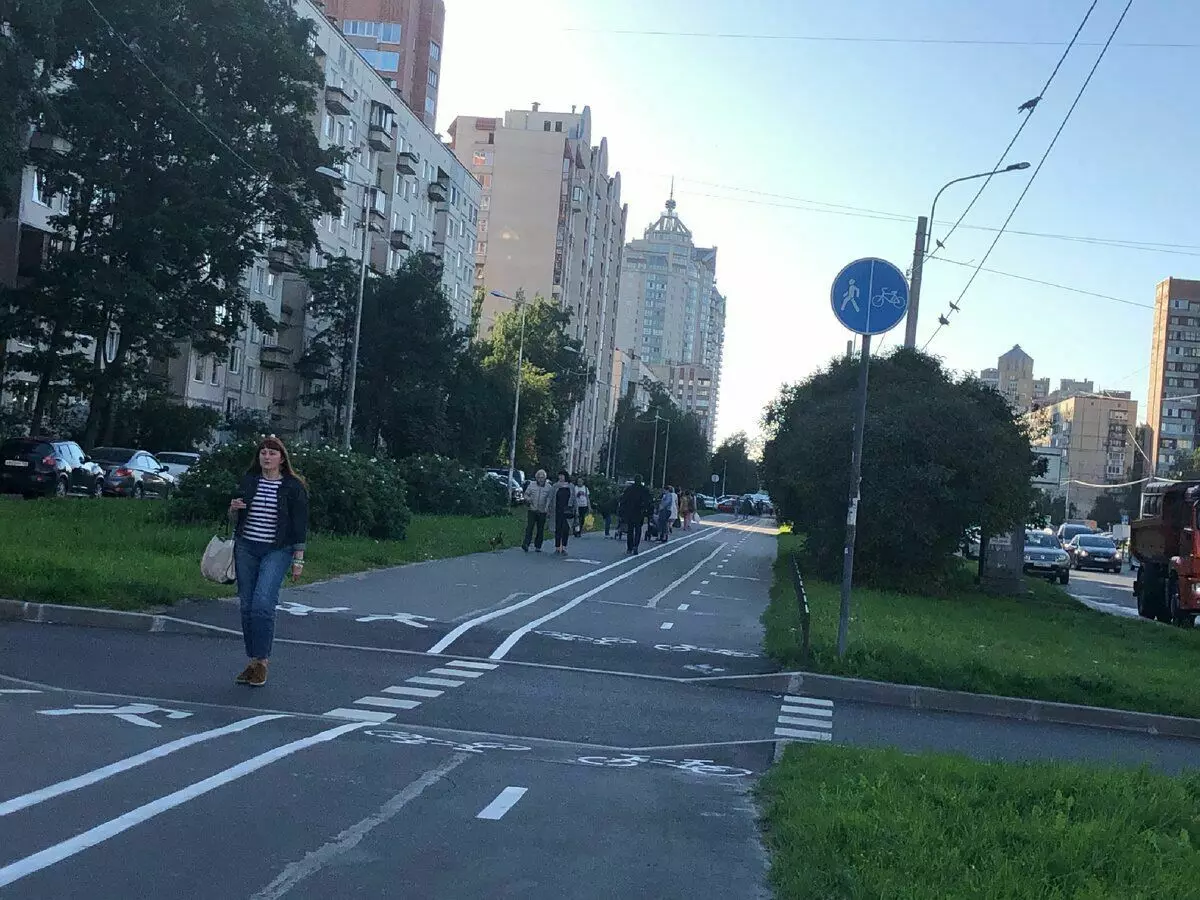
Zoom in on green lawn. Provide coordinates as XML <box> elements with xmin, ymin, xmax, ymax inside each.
<box><xmin>758</xmin><ymin>743</ymin><xmax>1200</xmax><ymax>900</ymax></box>
<box><xmin>765</xmin><ymin>531</ymin><xmax>1200</xmax><ymax>719</ymax></box>
<box><xmin>0</xmin><ymin>497</ymin><xmax>525</xmax><ymax>611</ymax></box>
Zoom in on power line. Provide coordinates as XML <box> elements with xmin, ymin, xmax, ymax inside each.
<box><xmin>928</xmin><ymin>1</ymin><xmax>1098</xmax><ymax>261</ymax></box>
<box><xmin>929</xmin><ymin>257</ymin><xmax>1154</xmax><ymax>310</ymax></box>
<box><xmin>923</xmin><ymin>0</ymin><xmax>1137</xmax><ymax>351</ymax></box>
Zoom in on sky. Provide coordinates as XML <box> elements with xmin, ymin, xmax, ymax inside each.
<box><xmin>435</xmin><ymin>0</ymin><xmax>1200</xmax><ymax>444</ymax></box>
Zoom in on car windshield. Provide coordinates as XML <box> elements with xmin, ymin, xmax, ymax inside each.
<box><xmin>1077</xmin><ymin>535</ymin><xmax>1116</xmax><ymax>549</ymax></box>
<box><xmin>90</xmin><ymin>447</ymin><xmax>135</xmax><ymax>463</ymax></box>
<box><xmin>1061</xmin><ymin>526</ymin><xmax>1094</xmax><ymax>540</ymax></box>
<box><xmin>157</xmin><ymin>453</ymin><xmax>198</xmax><ymax>465</ymax></box>
<box><xmin>1026</xmin><ymin>532</ymin><xmax>1059</xmax><ymax>548</ymax></box>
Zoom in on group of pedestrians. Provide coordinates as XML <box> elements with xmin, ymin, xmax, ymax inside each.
<box><xmin>522</xmin><ymin>470</ymin><xmax>591</xmax><ymax>555</ymax></box>
<box><xmin>608</xmin><ymin>477</ymin><xmax>700</xmax><ymax>556</ymax></box>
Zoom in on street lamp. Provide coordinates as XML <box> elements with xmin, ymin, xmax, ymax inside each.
<box><xmin>491</xmin><ymin>289</ymin><xmax>525</xmax><ymax>495</ymax></box>
<box><xmin>903</xmin><ymin>162</ymin><xmax>1031</xmax><ymax>348</ymax></box>
<box><xmin>316</xmin><ymin>165</ymin><xmax>373</xmax><ymax>449</ymax></box>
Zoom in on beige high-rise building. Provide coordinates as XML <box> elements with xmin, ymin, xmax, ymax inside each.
<box><xmin>1147</xmin><ymin>277</ymin><xmax>1200</xmax><ymax>476</ymax></box>
<box><xmin>448</xmin><ymin>104</ymin><xmax>627</xmax><ymax>472</ymax></box>
<box><xmin>997</xmin><ymin>345</ymin><xmax>1035</xmax><ymax>412</ymax></box>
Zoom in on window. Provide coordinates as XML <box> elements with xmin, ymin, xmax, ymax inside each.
<box><xmin>250</xmin><ymin>321</ymin><xmax>260</xmax><ymax>344</ymax></box>
<box><xmin>476</xmin><ymin>240</ymin><xmax>487</xmax><ymax>255</ymax></box>
<box><xmin>259</xmin><ymin>369</ymin><xmax>269</xmax><ymax>396</ymax></box>
<box><xmin>347</xmin><ymin>121</ymin><xmax>356</xmax><ymax>147</ymax></box>
<box><xmin>422</xmin><ymin>233</ymin><xmax>431</xmax><ymax>251</ymax></box>
<box><xmin>424</xmin><ymin>95</ymin><xmax>436</xmax><ymax>116</ymax></box>
<box><xmin>252</xmin><ymin>268</ymin><xmax>265</xmax><ymax>293</ymax></box>
<box><xmin>340</xmin><ymin>205</ymin><xmax>350</xmax><ymax>227</ymax></box>
<box><xmin>555</xmin><ymin>120</ymin><xmax>563</xmax><ymax>132</ymax></box>
<box><xmin>229</xmin><ymin>346</ymin><xmax>242</xmax><ymax>374</ymax></box>
<box><xmin>209</xmin><ymin>356</ymin><xmax>220</xmax><ymax>385</ymax></box>
<box><xmin>323</xmin><ymin>114</ymin><xmax>333</xmax><ymax>138</ymax></box>
<box><xmin>380</xmin><ymin>22</ymin><xmax>401</xmax><ymax>43</ymax></box>
<box><xmin>357</xmin><ymin>49</ymin><xmax>400</xmax><ymax>72</ymax></box>
<box><xmin>481</xmin><ymin>194</ymin><xmax>490</xmax><ymax>210</ymax></box>
<box><xmin>342</xmin><ymin>20</ymin><xmax>382</xmax><ymax>37</ymax></box>
<box><xmin>472</xmin><ymin>149</ymin><xmax>490</xmax><ymax>167</ymax></box>
<box><xmin>32</xmin><ymin>170</ymin><xmax>50</xmax><ymax>206</ymax></box>
<box><xmin>104</xmin><ymin>325</ymin><xmax>120</xmax><ymax>364</ymax></box>
<box><xmin>543</xmin><ymin>121</ymin><xmax>551</xmax><ymax>132</ymax></box>
<box><xmin>192</xmin><ymin>353</ymin><xmax>205</xmax><ymax>383</ymax></box>
<box><xmin>266</xmin><ymin>271</ymin><xmax>276</xmax><ymax>295</ymax></box>
<box><xmin>427</xmin><ymin>69</ymin><xmax>438</xmax><ymax>88</ymax></box>
<box><xmin>479</xmin><ymin>173</ymin><xmax>492</xmax><ymax>190</ymax></box>
<box><xmin>429</xmin><ymin>41</ymin><xmax>440</xmax><ymax>61</ymax></box>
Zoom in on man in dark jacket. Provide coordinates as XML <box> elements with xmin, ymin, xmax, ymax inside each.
<box><xmin>618</xmin><ymin>475</ymin><xmax>653</xmax><ymax>555</ymax></box>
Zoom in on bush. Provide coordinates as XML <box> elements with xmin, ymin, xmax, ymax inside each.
<box><xmin>168</xmin><ymin>439</ymin><xmax>411</xmax><ymax>540</ymax></box>
<box><xmin>393</xmin><ymin>454</ymin><xmax>507</xmax><ymax>517</ymax></box>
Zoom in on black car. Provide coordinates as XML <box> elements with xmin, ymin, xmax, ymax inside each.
<box><xmin>0</xmin><ymin>437</ymin><xmax>105</xmax><ymax>499</ymax></box>
<box><xmin>91</xmin><ymin>447</ymin><xmax>175</xmax><ymax>499</ymax></box>
<box><xmin>1023</xmin><ymin>530</ymin><xmax>1071</xmax><ymax>584</ymax></box>
<box><xmin>1067</xmin><ymin>534</ymin><xmax>1124</xmax><ymax>573</ymax></box>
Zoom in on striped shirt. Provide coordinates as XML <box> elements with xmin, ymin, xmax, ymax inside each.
<box><xmin>243</xmin><ymin>477</ymin><xmax>282</xmax><ymax>544</ymax></box>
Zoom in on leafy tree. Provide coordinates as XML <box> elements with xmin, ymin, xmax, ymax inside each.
<box><xmin>444</xmin><ymin>340</ymin><xmax>509</xmax><ymax>467</ymax></box>
<box><xmin>762</xmin><ymin>348</ymin><xmax>1039</xmax><ymax>589</ymax></box>
<box><xmin>106</xmin><ymin>393</ymin><xmax>219</xmax><ymax>451</ymax></box>
<box><xmin>2</xmin><ymin>0</ymin><xmax>343</xmax><ymax>445</ymax></box>
<box><xmin>710</xmin><ymin>431</ymin><xmax>759</xmax><ymax>495</ymax></box>
<box><xmin>1088</xmin><ymin>492</ymin><xmax>1126</xmax><ymax>530</ymax></box>
<box><xmin>608</xmin><ymin>380</ymin><xmax>707</xmax><ymax>490</ymax></box>
<box><xmin>221</xmin><ymin>407</ymin><xmax>271</xmax><ymax>440</ymax></box>
<box><xmin>293</xmin><ymin>255</ymin><xmax>360</xmax><ymax>439</ymax></box>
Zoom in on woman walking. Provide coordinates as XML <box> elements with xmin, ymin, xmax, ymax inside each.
<box><xmin>228</xmin><ymin>436</ymin><xmax>309</xmax><ymax>687</ymax></box>
<box><xmin>573</xmin><ymin>475</ymin><xmax>591</xmax><ymax>538</ymax></box>
<box><xmin>552</xmin><ymin>469</ymin><xmax>576</xmax><ymax>554</ymax></box>
<box><xmin>679</xmin><ymin>491</ymin><xmax>693</xmax><ymax>531</ymax></box>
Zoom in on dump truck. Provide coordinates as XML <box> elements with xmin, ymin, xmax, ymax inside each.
<box><xmin>1130</xmin><ymin>479</ymin><xmax>1200</xmax><ymax>626</ymax></box>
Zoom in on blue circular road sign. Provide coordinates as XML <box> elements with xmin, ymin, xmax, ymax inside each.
<box><xmin>830</xmin><ymin>257</ymin><xmax>909</xmax><ymax>336</ymax></box>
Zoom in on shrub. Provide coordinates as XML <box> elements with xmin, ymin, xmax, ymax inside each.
<box><xmin>168</xmin><ymin>439</ymin><xmax>411</xmax><ymax>540</ymax></box>
<box><xmin>393</xmin><ymin>454</ymin><xmax>507</xmax><ymax>517</ymax></box>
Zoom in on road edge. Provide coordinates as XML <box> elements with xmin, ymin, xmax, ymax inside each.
<box><xmin>0</xmin><ymin>597</ymin><xmax>236</xmax><ymax>638</ymax></box>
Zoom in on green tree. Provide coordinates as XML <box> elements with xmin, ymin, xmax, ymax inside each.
<box><xmin>762</xmin><ymin>348</ymin><xmax>1039</xmax><ymax>588</ymax></box>
<box><xmin>710</xmin><ymin>431</ymin><xmax>759</xmax><ymax>495</ymax></box>
<box><xmin>444</xmin><ymin>340</ymin><xmax>510</xmax><ymax>467</ymax></box>
<box><xmin>293</xmin><ymin>254</ymin><xmax>360</xmax><ymax>439</ymax></box>
<box><xmin>1088</xmin><ymin>491</ymin><xmax>1126</xmax><ymax>530</ymax></box>
<box><xmin>608</xmin><ymin>381</ymin><xmax>708</xmax><ymax>490</ymax></box>
<box><xmin>2</xmin><ymin>0</ymin><xmax>342</xmax><ymax>445</ymax></box>
<box><xmin>106</xmin><ymin>393</ymin><xmax>219</xmax><ymax>451</ymax></box>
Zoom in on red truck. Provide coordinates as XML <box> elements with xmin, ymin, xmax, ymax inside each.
<box><xmin>1130</xmin><ymin>480</ymin><xmax>1200</xmax><ymax>627</ymax></box>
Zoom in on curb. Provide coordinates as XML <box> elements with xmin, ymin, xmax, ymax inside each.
<box><xmin>699</xmin><ymin>669</ymin><xmax>1200</xmax><ymax>742</ymax></box>
<box><xmin>0</xmin><ymin>598</ymin><xmax>237</xmax><ymax>639</ymax></box>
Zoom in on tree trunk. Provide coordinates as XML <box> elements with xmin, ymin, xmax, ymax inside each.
<box><xmin>29</xmin><ymin>319</ymin><xmax>66</xmax><ymax>434</ymax></box>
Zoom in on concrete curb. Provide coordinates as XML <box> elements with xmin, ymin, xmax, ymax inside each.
<box><xmin>0</xmin><ymin>598</ymin><xmax>238</xmax><ymax>639</ymax></box>
<box><xmin>699</xmin><ymin>669</ymin><xmax>1200</xmax><ymax>741</ymax></box>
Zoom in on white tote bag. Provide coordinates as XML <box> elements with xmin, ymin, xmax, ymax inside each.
<box><xmin>201</xmin><ymin>535</ymin><xmax>237</xmax><ymax>584</ymax></box>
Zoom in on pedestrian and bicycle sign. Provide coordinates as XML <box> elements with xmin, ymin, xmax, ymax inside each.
<box><xmin>831</xmin><ymin>257</ymin><xmax>909</xmax><ymax>336</ymax></box>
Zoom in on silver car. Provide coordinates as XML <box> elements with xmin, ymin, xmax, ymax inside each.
<box><xmin>1024</xmin><ymin>530</ymin><xmax>1071</xmax><ymax>584</ymax></box>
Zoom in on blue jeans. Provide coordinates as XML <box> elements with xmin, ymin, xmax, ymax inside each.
<box><xmin>234</xmin><ymin>539</ymin><xmax>292</xmax><ymax>659</ymax></box>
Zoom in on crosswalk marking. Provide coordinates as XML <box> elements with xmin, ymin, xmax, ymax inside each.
<box><xmin>778</xmin><ymin>714</ymin><xmax>832</xmax><ymax>729</ymax></box>
<box><xmin>780</xmin><ymin>704</ymin><xmax>832</xmax><ymax>718</ymax></box>
<box><xmin>445</xmin><ymin>660</ymin><xmax>498</xmax><ymax>671</ymax></box>
<box><xmin>355</xmin><ymin>696</ymin><xmax>422</xmax><ymax>710</ymax></box>
<box><xmin>428</xmin><ymin>667</ymin><xmax>483</xmax><ymax>678</ymax></box>
<box><xmin>324</xmin><ymin>708</ymin><xmax>395</xmax><ymax>723</ymax></box>
<box><xmin>774</xmin><ymin>727</ymin><xmax>832</xmax><ymax>742</ymax></box>
<box><xmin>775</xmin><ymin>695</ymin><xmax>835</xmax><ymax>745</ymax></box>
<box><xmin>382</xmin><ymin>685</ymin><xmax>442</xmax><ymax>698</ymax></box>
<box><xmin>781</xmin><ymin>695</ymin><xmax>833</xmax><ymax>709</ymax></box>
<box><xmin>407</xmin><ymin>676</ymin><xmax>464</xmax><ymax>688</ymax></box>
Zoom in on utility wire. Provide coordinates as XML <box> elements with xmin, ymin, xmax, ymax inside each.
<box><xmin>929</xmin><ymin>257</ymin><xmax>1153</xmax><ymax>310</ymax></box>
<box><xmin>922</xmin><ymin>0</ymin><xmax>1137</xmax><ymax>351</ymax></box>
<box><xmin>927</xmin><ymin>1</ymin><xmax>1098</xmax><ymax>261</ymax></box>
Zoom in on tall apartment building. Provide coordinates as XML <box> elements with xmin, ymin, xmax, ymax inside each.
<box><xmin>614</xmin><ymin>195</ymin><xmax>727</xmax><ymax>446</ymax></box>
<box><xmin>997</xmin><ymin>345</ymin><xmax>1035</xmax><ymax>412</ymax></box>
<box><xmin>319</xmin><ymin>0</ymin><xmax>445</xmax><ymax>129</ymax></box>
<box><xmin>448</xmin><ymin>104</ymin><xmax>628</xmax><ymax>472</ymax></box>
<box><xmin>1030</xmin><ymin>391</ymin><xmax>1137</xmax><ymax>517</ymax></box>
<box><xmin>1147</xmin><ymin>277</ymin><xmax>1200</xmax><ymax>476</ymax></box>
<box><xmin>164</xmin><ymin>0</ymin><xmax>478</xmax><ymax>435</ymax></box>
<box><xmin>979</xmin><ymin>368</ymin><xmax>1000</xmax><ymax>391</ymax></box>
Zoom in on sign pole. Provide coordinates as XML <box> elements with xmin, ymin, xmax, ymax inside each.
<box><xmin>837</xmin><ymin>333</ymin><xmax>871</xmax><ymax>658</ymax></box>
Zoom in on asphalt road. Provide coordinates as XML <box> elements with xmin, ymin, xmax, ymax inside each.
<box><xmin>1064</xmin><ymin>566</ymin><xmax>1138</xmax><ymax>618</ymax></box>
<box><xmin>4</xmin><ymin>514</ymin><xmax>1200</xmax><ymax>897</ymax></box>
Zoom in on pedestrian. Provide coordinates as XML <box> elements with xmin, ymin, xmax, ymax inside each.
<box><xmin>619</xmin><ymin>474</ymin><xmax>652</xmax><ymax>555</ymax></box>
<box><xmin>522</xmin><ymin>468</ymin><xmax>553</xmax><ymax>552</ymax></box>
<box><xmin>227</xmin><ymin>436</ymin><xmax>309</xmax><ymax>687</ymax></box>
<box><xmin>573</xmin><ymin>475</ymin><xmax>591</xmax><ymax>538</ymax></box>
<box><xmin>657</xmin><ymin>485</ymin><xmax>676</xmax><ymax>543</ymax></box>
<box><xmin>552</xmin><ymin>469</ymin><xmax>576</xmax><ymax>554</ymax></box>
<box><xmin>740</xmin><ymin>495</ymin><xmax>755</xmax><ymax>520</ymax></box>
<box><xmin>679</xmin><ymin>491</ymin><xmax>693</xmax><ymax>531</ymax></box>
<box><xmin>599</xmin><ymin>489</ymin><xmax>617</xmax><ymax>538</ymax></box>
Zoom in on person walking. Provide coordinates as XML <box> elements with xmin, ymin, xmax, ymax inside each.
<box><xmin>679</xmin><ymin>491</ymin><xmax>693</xmax><ymax>531</ymax></box>
<box><xmin>656</xmin><ymin>485</ymin><xmax>677</xmax><ymax>543</ymax></box>
<box><xmin>619</xmin><ymin>474</ymin><xmax>652</xmax><ymax>555</ymax></box>
<box><xmin>573</xmin><ymin>475</ymin><xmax>591</xmax><ymax>538</ymax></box>
<box><xmin>552</xmin><ymin>469</ymin><xmax>576</xmax><ymax>554</ymax></box>
<box><xmin>227</xmin><ymin>436</ymin><xmax>309</xmax><ymax>687</ymax></box>
<box><xmin>522</xmin><ymin>469</ymin><xmax>553</xmax><ymax>552</ymax></box>
<box><xmin>599</xmin><ymin>489</ymin><xmax>617</xmax><ymax>538</ymax></box>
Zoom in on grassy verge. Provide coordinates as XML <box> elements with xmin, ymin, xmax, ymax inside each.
<box><xmin>765</xmin><ymin>531</ymin><xmax>1200</xmax><ymax>718</ymax></box>
<box><xmin>0</xmin><ymin>497</ymin><xmax>525</xmax><ymax>611</ymax></box>
<box><xmin>758</xmin><ymin>743</ymin><xmax>1200</xmax><ymax>899</ymax></box>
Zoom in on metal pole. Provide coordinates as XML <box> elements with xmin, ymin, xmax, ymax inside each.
<box><xmin>661</xmin><ymin>419</ymin><xmax>671</xmax><ymax>488</ymax></box>
<box><xmin>722</xmin><ymin>460</ymin><xmax>727</xmax><ymax>498</ymax></box>
<box><xmin>649</xmin><ymin>412</ymin><xmax>660</xmax><ymax>486</ymax></box>
<box><xmin>342</xmin><ymin>188</ymin><xmax>371</xmax><ymax>449</ymax></box>
<box><xmin>506</xmin><ymin>302</ymin><xmax>526</xmax><ymax>494</ymax></box>
<box><xmin>903</xmin><ymin>215</ymin><xmax>927</xmax><ymax>349</ymax></box>
<box><xmin>837</xmin><ymin>332</ymin><xmax>872</xmax><ymax>658</ymax></box>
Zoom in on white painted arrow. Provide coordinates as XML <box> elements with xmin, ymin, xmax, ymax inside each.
<box><xmin>38</xmin><ymin>703</ymin><xmax>193</xmax><ymax>728</ymax></box>
<box><xmin>276</xmin><ymin>601</ymin><xmax>350</xmax><ymax>617</ymax></box>
<box><xmin>354</xmin><ymin>613</ymin><xmax>437</xmax><ymax>628</ymax></box>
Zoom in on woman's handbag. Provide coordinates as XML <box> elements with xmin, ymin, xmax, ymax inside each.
<box><xmin>201</xmin><ymin>532</ymin><xmax>237</xmax><ymax>584</ymax></box>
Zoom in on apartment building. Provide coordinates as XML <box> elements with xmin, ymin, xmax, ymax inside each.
<box><xmin>979</xmin><ymin>368</ymin><xmax>1000</xmax><ymax>391</ymax></box>
<box><xmin>1029</xmin><ymin>391</ymin><xmax>1137</xmax><ymax>517</ymax></box>
<box><xmin>448</xmin><ymin>104</ymin><xmax>628</xmax><ymax>472</ymax></box>
<box><xmin>614</xmin><ymin>195</ymin><xmax>727</xmax><ymax>446</ymax></box>
<box><xmin>997</xmin><ymin>345</ymin><xmax>1035</xmax><ymax>412</ymax></box>
<box><xmin>164</xmin><ymin>0</ymin><xmax>478</xmax><ymax>436</ymax></box>
<box><xmin>319</xmin><ymin>0</ymin><xmax>445</xmax><ymax>129</ymax></box>
<box><xmin>1146</xmin><ymin>277</ymin><xmax>1200</xmax><ymax>476</ymax></box>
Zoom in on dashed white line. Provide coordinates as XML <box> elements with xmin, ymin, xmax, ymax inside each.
<box><xmin>429</xmin><ymin>667</ymin><xmax>483</xmax><ymax>678</ymax></box>
<box><xmin>778</xmin><ymin>714</ymin><xmax>832</xmax><ymax>728</ymax></box>
<box><xmin>324</xmin><ymin>708</ymin><xmax>395</xmax><ymax>723</ymax></box>
<box><xmin>407</xmin><ymin>676</ymin><xmax>464</xmax><ymax>688</ymax></box>
<box><xmin>782</xmin><ymin>695</ymin><xmax>833</xmax><ymax>709</ymax></box>
<box><xmin>700</xmin><ymin>580</ymin><xmax>710</xmax><ymax>585</ymax></box>
<box><xmin>774</xmin><ymin>727</ymin><xmax>832</xmax><ymax>742</ymax></box>
<box><xmin>0</xmin><ymin>689</ymin><xmax>41</xmax><ymax>694</ymax></box>
<box><xmin>476</xmin><ymin>786</ymin><xmax>528</xmax><ymax>820</ymax></box>
<box><xmin>643</xmin><ymin>544</ymin><xmax>726</xmax><ymax>609</ymax></box>
<box><xmin>780</xmin><ymin>705</ymin><xmax>832</xmax><ymax>719</ymax></box>
<box><xmin>660</xmin><ymin>622</ymin><xmax>674</xmax><ymax>630</ymax></box>
<box><xmin>381</xmin><ymin>685</ymin><xmax>443</xmax><ymax>699</ymax></box>
<box><xmin>445</xmin><ymin>660</ymin><xmax>499</xmax><ymax>671</ymax></box>
<box><xmin>690</xmin><ymin>590</ymin><xmax>701</xmax><ymax>595</ymax></box>
<box><xmin>355</xmin><ymin>696</ymin><xmax>422</xmax><ymax>710</ymax></box>
<box><xmin>677</xmin><ymin>603</ymin><xmax>690</xmax><ymax>611</ymax></box>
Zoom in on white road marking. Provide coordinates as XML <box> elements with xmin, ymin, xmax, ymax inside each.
<box><xmin>0</xmin><ymin>715</ymin><xmax>285</xmax><ymax>817</ymax></box>
<box><xmin>450</xmin><ymin>592</ymin><xmax>527</xmax><ymax>624</ymax></box>
<box><xmin>0</xmin><ymin>722</ymin><xmax>366</xmax><ymax>889</ymax></box>
<box><xmin>250</xmin><ymin>754</ymin><xmax>471</xmax><ymax>900</ymax></box>
<box><xmin>677</xmin><ymin>603</ymin><xmax>690</xmax><ymax>611</ymax></box>
<box><xmin>780</xmin><ymin>705</ymin><xmax>832</xmax><ymax>719</ymax></box>
<box><xmin>429</xmin><ymin>667</ymin><xmax>483</xmax><ymax>679</ymax></box>
<box><xmin>354</xmin><ymin>613</ymin><xmax>436</xmax><ymax>628</ymax></box>
<box><xmin>700</xmin><ymin>580</ymin><xmax>710</xmax><ymax>585</ymax></box>
<box><xmin>476</xmin><ymin>786</ymin><xmax>528</xmax><ymax>820</ymax></box>
<box><xmin>715</xmin><ymin>574</ymin><xmax>763</xmax><ymax>581</ymax></box>
<box><xmin>782</xmin><ymin>695</ymin><xmax>834</xmax><ymax>708</ymax></box>
<box><xmin>323</xmin><ymin>708</ymin><xmax>395</xmax><ymax>723</ymax></box>
<box><xmin>709</xmin><ymin>571</ymin><xmax>718</xmax><ymax>575</ymax></box>
<box><xmin>276</xmin><ymin>602</ymin><xmax>350</xmax><ymax>617</ymax></box>
<box><xmin>428</xmin><ymin>530</ymin><xmax>713</xmax><ymax>654</ymax></box>
<box><xmin>0</xmin><ymin>689</ymin><xmax>41</xmax><ymax>694</ymax></box>
<box><xmin>489</xmin><ymin>535</ymin><xmax>717</xmax><ymax>660</ymax></box>
<box><xmin>644</xmin><ymin>544</ymin><xmax>726</xmax><ymax>608</ymax></box>
<box><xmin>778</xmin><ymin>715</ymin><xmax>833</xmax><ymax>729</ymax></box>
<box><xmin>38</xmin><ymin>703</ymin><xmax>192</xmax><ymax>729</ymax></box>
<box><xmin>690</xmin><ymin>590</ymin><xmax>701</xmax><ymax>595</ymax></box>
<box><xmin>407</xmin><ymin>676</ymin><xmax>465</xmax><ymax>688</ymax></box>
<box><xmin>381</xmin><ymin>685</ymin><xmax>442</xmax><ymax>698</ymax></box>
<box><xmin>445</xmin><ymin>660</ymin><xmax>499</xmax><ymax>671</ymax></box>
<box><xmin>356</xmin><ymin>696</ymin><xmax>422</xmax><ymax>710</ymax></box>
<box><xmin>774</xmin><ymin>727</ymin><xmax>832</xmax><ymax>742</ymax></box>
<box><xmin>563</xmin><ymin>558</ymin><xmax>602</xmax><ymax>565</ymax></box>
<box><xmin>660</xmin><ymin>622</ymin><xmax>674</xmax><ymax>630</ymax></box>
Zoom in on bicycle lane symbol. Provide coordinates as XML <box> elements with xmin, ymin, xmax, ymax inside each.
<box><xmin>38</xmin><ymin>703</ymin><xmax>194</xmax><ymax>728</ymax></box>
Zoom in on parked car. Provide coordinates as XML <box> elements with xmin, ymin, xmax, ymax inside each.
<box><xmin>695</xmin><ymin>493</ymin><xmax>715</xmax><ymax>510</ymax></box>
<box><xmin>1023</xmin><ymin>529</ymin><xmax>1070</xmax><ymax>584</ymax></box>
<box><xmin>717</xmin><ymin>496</ymin><xmax>739</xmax><ymax>513</ymax></box>
<box><xmin>156</xmin><ymin>451</ymin><xmax>201</xmax><ymax>480</ymax></box>
<box><xmin>485</xmin><ymin>471</ymin><xmax>524</xmax><ymax>505</ymax></box>
<box><xmin>1066</xmin><ymin>533</ymin><xmax>1123</xmax><ymax>573</ymax></box>
<box><xmin>0</xmin><ymin>437</ymin><xmax>105</xmax><ymax>499</ymax></box>
<box><xmin>90</xmin><ymin>447</ymin><xmax>175</xmax><ymax>499</ymax></box>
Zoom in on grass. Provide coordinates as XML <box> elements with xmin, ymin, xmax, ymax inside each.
<box><xmin>758</xmin><ymin>743</ymin><xmax>1200</xmax><ymax>900</ymax></box>
<box><xmin>0</xmin><ymin>496</ymin><xmax>526</xmax><ymax>611</ymax></box>
<box><xmin>765</xmin><ymin>531</ymin><xmax>1200</xmax><ymax>719</ymax></box>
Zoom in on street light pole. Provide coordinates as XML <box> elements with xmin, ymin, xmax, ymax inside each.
<box><xmin>492</xmin><ymin>291</ymin><xmax>526</xmax><ymax>497</ymax></box>
<box><xmin>903</xmin><ymin>162</ymin><xmax>1031</xmax><ymax>348</ymax></box>
<box><xmin>342</xmin><ymin>184</ymin><xmax>370</xmax><ymax>450</ymax></box>
<box><xmin>649</xmin><ymin>412</ymin><xmax>660</xmax><ymax>487</ymax></box>
<box><xmin>661</xmin><ymin>418</ymin><xmax>671</xmax><ymax>489</ymax></box>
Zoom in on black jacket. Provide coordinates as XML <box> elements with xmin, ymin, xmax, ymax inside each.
<box><xmin>618</xmin><ymin>482</ymin><xmax>652</xmax><ymax>521</ymax></box>
<box><xmin>232</xmin><ymin>473</ymin><xmax>309</xmax><ymax>550</ymax></box>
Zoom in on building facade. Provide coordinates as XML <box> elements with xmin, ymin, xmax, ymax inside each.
<box><xmin>448</xmin><ymin>104</ymin><xmax>627</xmax><ymax>472</ymax></box>
<box><xmin>318</xmin><ymin>0</ymin><xmax>445</xmax><ymax>129</ymax></box>
<box><xmin>1146</xmin><ymin>277</ymin><xmax>1200</xmax><ymax>476</ymax></box>
<box><xmin>614</xmin><ymin>196</ymin><xmax>726</xmax><ymax>446</ymax></box>
<box><xmin>997</xmin><ymin>345</ymin><xmax>1035</xmax><ymax>412</ymax></box>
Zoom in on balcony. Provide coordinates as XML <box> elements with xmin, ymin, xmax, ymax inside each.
<box><xmin>367</xmin><ymin>123</ymin><xmax>393</xmax><ymax>152</ymax></box>
<box><xmin>28</xmin><ymin>131</ymin><xmax>72</xmax><ymax>155</ymax></box>
<box><xmin>389</xmin><ymin>228</ymin><xmax>412</xmax><ymax>250</ymax></box>
<box><xmin>427</xmin><ymin>181</ymin><xmax>447</xmax><ymax>203</ymax></box>
<box><xmin>324</xmin><ymin>84</ymin><xmax>352</xmax><ymax>116</ymax></box>
<box><xmin>397</xmin><ymin>150</ymin><xmax>419</xmax><ymax>176</ymax></box>
<box><xmin>368</xmin><ymin>188</ymin><xmax>388</xmax><ymax>231</ymax></box>
<box><xmin>259</xmin><ymin>344</ymin><xmax>292</xmax><ymax>370</ymax></box>
<box><xmin>266</xmin><ymin>246</ymin><xmax>299</xmax><ymax>274</ymax></box>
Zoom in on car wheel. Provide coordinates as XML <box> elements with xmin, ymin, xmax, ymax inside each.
<box><xmin>91</xmin><ymin>479</ymin><xmax>103</xmax><ymax>499</ymax></box>
<box><xmin>1059</xmin><ymin>570</ymin><xmax>1070</xmax><ymax>585</ymax></box>
<box><xmin>132</xmin><ymin>484</ymin><xmax>145</xmax><ymax>500</ymax></box>
<box><xmin>1165</xmin><ymin>576</ymin><xmax>1183</xmax><ymax>625</ymax></box>
<box><xmin>54</xmin><ymin>477</ymin><xmax>68</xmax><ymax>498</ymax></box>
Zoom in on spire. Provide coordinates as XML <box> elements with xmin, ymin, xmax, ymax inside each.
<box><xmin>667</xmin><ymin>176</ymin><xmax>676</xmax><ymax>212</ymax></box>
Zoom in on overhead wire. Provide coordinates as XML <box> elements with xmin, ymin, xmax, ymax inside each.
<box><xmin>929</xmin><ymin>257</ymin><xmax>1154</xmax><ymax>310</ymax></box>
<box><xmin>922</xmin><ymin>0</ymin><xmax>1137</xmax><ymax>351</ymax></box>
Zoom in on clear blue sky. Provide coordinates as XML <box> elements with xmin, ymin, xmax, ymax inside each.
<box><xmin>439</xmin><ymin>0</ymin><xmax>1200</xmax><ymax>443</ymax></box>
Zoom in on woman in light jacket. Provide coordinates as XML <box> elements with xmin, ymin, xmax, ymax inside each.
<box><xmin>552</xmin><ymin>469</ymin><xmax>577</xmax><ymax>554</ymax></box>
<box><xmin>522</xmin><ymin>469</ymin><xmax>554</xmax><ymax>552</ymax></box>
